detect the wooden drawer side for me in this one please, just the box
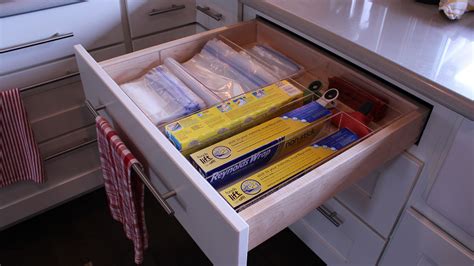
[241,108,427,249]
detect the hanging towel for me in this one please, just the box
[96,116,148,264]
[0,88,44,188]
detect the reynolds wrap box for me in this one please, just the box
[191,101,332,189]
[164,80,303,155]
[219,128,360,208]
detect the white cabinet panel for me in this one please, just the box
[0,0,123,75]
[127,0,196,38]
[413,118,474,250]
[196,0,239,29]
[0,43,126,90]
[426,118,474,238]
[336,152,423,237]
[0,143,102,230]
[381,208,473,266]
[132,23,206,51]
[291,198,386,265]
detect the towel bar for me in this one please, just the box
[84,100,176,216]
[43,138,97,161]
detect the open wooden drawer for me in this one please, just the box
[75,19,428,265]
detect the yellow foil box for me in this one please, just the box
[165,80,303,155]
[191,101,331,189]
[219,128,359,208]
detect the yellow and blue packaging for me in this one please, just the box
[191,101,332,189]
[164,80,303,155]
[219,128,360,208]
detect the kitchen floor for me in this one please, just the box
[0,188,326,266]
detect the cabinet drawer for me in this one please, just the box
[336,152,423,237]
[132,23,207,51]
[127,0,196,38]
[196,0,239,29]
[75,19,428,265]
[0,0,123,75]
[0,142,102,230]
[380,208,473,265]
[0,44,126,90]
[290,198,386,265]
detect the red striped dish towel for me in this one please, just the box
[96,116,148,265]
[1,88,44,188]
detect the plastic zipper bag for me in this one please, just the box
[164,57,222,106]
[121,65,205,125]
[247,44,301,78]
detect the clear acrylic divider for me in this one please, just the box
[217,35,306,82]
[159,78,327,156]
[218,111,376,212]
[290,68,404,131]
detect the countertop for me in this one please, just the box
[242,0,474,120]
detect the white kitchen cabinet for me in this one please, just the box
[336,152,423,237]
[0,143,102,229]
[289,152,424,264]
[196,0,239,29]
[380,208,473,266]
[0,12,126,228]
[0,73,102,230]
[0,0,124,75]
[75,19,428,264]
[132,23,206,51]
[0,44,126,91]
[412,117,474,251]
[291,198,386,265]
[126,0,197,39]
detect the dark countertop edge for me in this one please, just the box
[242,1,474,120]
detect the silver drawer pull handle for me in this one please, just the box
[196,5,223,21]
[0,32,74,54]
[85,100,177,216]
[317,204,343,227]
[148,4,186,16]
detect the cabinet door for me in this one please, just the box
[336,152,423,237]
[291,198,386,265]
[381,208,473,266]
[414,118,473,250]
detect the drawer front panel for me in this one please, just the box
[132,23,207,51]
[291,198,386,265]
[381,208,473,265]
[75,45,249,265]
[0,143,102,229]
[336,152,423,237]
[75,19,428,265]
[127,0,196,38]
[196,0,238,29]
[0,0,123,75]
[0,44,126,91]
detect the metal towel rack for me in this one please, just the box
[17,72,97,163]
[85,100,176,216]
